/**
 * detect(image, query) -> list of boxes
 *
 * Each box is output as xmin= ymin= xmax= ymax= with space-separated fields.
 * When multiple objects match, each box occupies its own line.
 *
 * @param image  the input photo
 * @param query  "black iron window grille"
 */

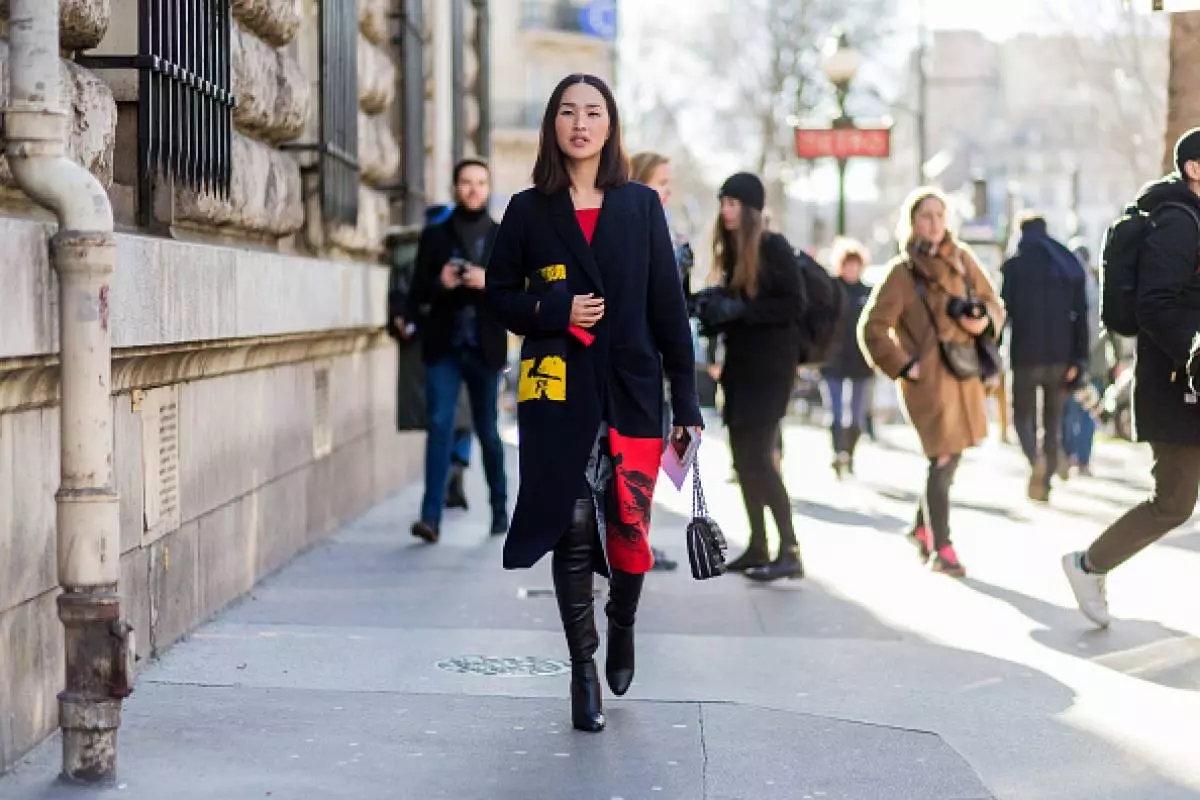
xmin=384 ymin=0 xmax=426 ymax=226
xmin=285 ymin=0 xmax=360 ymax=229
xmin=79 ymin=0 xmax=236 ymax=226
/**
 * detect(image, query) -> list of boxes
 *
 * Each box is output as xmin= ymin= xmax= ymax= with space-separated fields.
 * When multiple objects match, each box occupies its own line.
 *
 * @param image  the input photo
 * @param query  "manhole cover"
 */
xmin=436 ymin=655 xmax=569 ymax=677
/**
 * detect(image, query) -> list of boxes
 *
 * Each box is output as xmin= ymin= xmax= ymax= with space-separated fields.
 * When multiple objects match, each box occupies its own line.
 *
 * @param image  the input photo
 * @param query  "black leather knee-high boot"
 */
xmin=552 ymin=497 xmax=605 ymax=732
xmin=605 ymin=569 xmax=644 ymax=696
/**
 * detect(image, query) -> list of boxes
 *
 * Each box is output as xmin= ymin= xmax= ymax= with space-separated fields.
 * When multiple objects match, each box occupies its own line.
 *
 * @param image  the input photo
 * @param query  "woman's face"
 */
xmin=840 ymin=255 xmax=863 ymax=283
xmin=648 ymin=162 xmax=673 ymax=206
xmin=555 ymin=82 xmax=610 ymax=163
xmin=720 ymin=196 xmax=742 ymax=231
xmin=912 ymin=197 xmax=947 ymax=244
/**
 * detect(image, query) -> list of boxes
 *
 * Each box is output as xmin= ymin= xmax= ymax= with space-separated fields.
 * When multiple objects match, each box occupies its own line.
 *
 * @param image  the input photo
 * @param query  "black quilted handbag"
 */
xmin=686 ymin=455 xmax=727 ymax=580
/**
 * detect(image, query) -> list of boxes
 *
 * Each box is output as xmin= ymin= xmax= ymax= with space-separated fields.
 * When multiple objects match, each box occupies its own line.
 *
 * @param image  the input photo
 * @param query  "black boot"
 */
xmin=845 ymin=426 xmax=862 ymax=475
xmin=725 ymin=540 xmax=770 ymax=573
xmin=445 ymin=464 xmax=469 ymax=510
xmin=605 ymin=569 xmax=644 ymax=696
xmin=745 ymin=545 xmax=805 ymax=582
xmin=552 ymin=497 xmax=605 ymax=732
xmin=830 ymin=425 xmax=845 ymax=477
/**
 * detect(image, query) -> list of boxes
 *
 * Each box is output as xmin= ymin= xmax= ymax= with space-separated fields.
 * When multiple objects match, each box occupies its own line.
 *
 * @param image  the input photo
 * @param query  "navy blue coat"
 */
xmin=485 ymin=183 xmax=702 ymax=571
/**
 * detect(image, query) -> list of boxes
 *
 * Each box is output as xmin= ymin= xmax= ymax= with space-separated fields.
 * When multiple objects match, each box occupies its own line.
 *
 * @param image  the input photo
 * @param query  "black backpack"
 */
xmin=794 ymin=250 xmax=846 ymax=365
xmin=1100 ymin=201 xmax=1200 ymax=337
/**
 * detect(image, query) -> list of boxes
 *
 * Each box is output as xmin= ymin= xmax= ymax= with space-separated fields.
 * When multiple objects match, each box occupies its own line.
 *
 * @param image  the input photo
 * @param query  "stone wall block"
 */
xmin=328 ymin=186 xmax=388 ymax=257
xmin=265 ymin=145 xmax=305 ymax=235
xmin=359 ymin=0 xmax=388 ymax=46
xmin=272 ymin=48 xmax=310 ymax=144
xmin=357 ymin=36 xmax=396 ymax=115
xmin=232 ymin=24 xmax=277 ymax=138
xmin=232 ymin=24 xmax=310 ymax=144
xmin=61 ymin=0 xmax=112 ymax=51
xmin=232 ymin=0 xmax=301 ymax=48
xmin=0 ymin=43 xmax=118 ymax=196
xmin=358 ymin=113 xmax=400 ymax=188
xmin=173 ymin=133 xmax=303 ymax=238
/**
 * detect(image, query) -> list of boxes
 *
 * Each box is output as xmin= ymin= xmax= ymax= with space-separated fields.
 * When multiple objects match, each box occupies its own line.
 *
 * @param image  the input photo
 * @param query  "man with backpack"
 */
xmin=1000 ymin=215 xmax=1089 ymax=502
xmin=1063 ymin=128 xmax=1200 ymax=628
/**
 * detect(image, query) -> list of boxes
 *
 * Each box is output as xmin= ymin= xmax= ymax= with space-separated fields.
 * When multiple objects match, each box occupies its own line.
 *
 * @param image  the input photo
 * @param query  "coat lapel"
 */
xmin=547 ymin=188 xmax=606 ymax=293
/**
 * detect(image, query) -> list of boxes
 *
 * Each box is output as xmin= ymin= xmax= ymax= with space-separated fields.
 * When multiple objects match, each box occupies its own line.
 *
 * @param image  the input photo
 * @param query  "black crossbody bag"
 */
xmin=686 ymin=455 xmax=727 ymax=580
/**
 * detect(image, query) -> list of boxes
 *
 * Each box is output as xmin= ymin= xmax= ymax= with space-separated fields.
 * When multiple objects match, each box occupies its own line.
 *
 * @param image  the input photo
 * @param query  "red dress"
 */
xmin=576 ymin=207 xmax=661 ymax=574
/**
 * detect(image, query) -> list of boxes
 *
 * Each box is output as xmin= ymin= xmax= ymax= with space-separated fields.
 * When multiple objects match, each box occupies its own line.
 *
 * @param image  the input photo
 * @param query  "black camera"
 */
xmin=677 ymin=242 xmax=695 ymax=273
xmin=946 ymin=295 xmax=987 ymax=320
xmin=449 ymin=257 xmax=471 ymax=280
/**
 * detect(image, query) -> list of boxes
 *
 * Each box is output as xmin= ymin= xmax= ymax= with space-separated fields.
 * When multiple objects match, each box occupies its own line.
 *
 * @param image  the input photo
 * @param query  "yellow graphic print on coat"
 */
xmin=539 ymin=264 xmax=567 ymax=282
xmin=519 ymin=356 xmax=567 ymax=402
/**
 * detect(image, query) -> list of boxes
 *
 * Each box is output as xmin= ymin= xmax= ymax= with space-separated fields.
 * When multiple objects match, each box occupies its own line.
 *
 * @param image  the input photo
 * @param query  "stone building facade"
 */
xmin=0 ymin=0 xmax=479 ymax=773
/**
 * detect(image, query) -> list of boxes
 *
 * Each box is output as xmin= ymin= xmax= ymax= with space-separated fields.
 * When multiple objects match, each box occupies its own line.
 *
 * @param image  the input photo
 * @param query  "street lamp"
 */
xmin=822 ymin=33 xmax=863 ymax=236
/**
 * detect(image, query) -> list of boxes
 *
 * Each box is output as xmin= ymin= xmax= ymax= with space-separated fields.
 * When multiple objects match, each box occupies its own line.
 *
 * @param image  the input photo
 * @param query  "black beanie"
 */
xmin=719 ymin=172 xmax=766 ymax=212
xmin=1175 ymin=127 xmax=1200 ymax=176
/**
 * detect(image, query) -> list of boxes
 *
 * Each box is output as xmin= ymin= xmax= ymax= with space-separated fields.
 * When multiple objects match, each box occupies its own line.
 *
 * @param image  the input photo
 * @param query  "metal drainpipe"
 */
xmin=5 ymin=0 xmax=131 ymax=785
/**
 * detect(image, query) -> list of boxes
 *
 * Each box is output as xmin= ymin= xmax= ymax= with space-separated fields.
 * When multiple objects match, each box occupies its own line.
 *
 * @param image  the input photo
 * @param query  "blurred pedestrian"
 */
xmin=1064 ymin=129 xmax=1200 ymax=628
xmin=486 ymin=74 xmax=702 ymax=731
xmin=1000 ymin=214 xmax=1088 ymax=501
xmin=859 ymin=187 xmax=1005 ymax=578
xmin=693 ymin=172 xmax=806 ymax=582
xmin=408 ymin=160 xmax=509 ymax=543
xmin=822 ymin=238 xmax=874 ymax=477
xmin=1060 ymin=239 xmax=1103 ymax=478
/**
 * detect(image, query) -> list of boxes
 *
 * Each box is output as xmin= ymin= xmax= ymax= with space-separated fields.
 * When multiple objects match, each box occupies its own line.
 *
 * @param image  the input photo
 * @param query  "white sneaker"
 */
xmin=1061 ymin=552 xmax=1110 ymax=628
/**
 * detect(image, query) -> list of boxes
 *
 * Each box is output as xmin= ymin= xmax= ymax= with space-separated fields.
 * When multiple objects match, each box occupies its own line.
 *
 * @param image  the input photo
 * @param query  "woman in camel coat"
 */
xmin=858 ymin=187 xmax=1004 ymax=578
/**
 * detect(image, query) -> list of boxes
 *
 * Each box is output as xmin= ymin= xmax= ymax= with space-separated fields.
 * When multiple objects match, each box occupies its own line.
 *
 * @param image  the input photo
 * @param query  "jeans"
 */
xmin=420 ymin=349 xmax=507 ymax=525
xmin=1012 ymin=364 xmax=1068 ymax=476
xmin=914 ymin=454 xmax=962 ymax=551
xmin=729 ymin=421 xmax=796 ymax=551
xmin=824 ymin=376 xmax=870 ymax=431
xmin=452 ymin=428 xmax=472 ymax=467
xmin=1061 ymin=379 xmax=1099 ymax=467
xmin=1087 ymin=442 xmax=1200 ymax=572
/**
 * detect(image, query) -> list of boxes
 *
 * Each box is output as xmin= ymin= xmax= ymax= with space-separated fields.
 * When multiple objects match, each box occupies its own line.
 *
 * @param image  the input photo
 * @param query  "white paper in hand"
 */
xmin=661 ymin=427 xmax=701 ymax=491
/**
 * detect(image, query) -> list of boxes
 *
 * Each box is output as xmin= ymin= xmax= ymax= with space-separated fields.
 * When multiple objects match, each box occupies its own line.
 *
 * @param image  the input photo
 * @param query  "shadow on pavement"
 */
xmin=865 ymin=484 xmax=1030 ymax=524
xmin=963 ymin=578 xmax=1200 ymax=691
xmin=791 ymin=497 xmax=910 ymax=534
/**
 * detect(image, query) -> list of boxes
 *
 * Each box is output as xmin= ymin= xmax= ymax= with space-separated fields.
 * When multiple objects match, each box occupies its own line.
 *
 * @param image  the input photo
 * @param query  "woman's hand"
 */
xmin=958 ymin=315 xmax=990 ymax=337
xmin=571 ymin=294 xmax=605 ymax=328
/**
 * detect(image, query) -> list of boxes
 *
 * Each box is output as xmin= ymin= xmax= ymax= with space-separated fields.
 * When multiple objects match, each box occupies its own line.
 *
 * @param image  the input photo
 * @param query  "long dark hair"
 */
xmin=532 ymin=74 xmax=629 ymax=195
xmin=712 ymin=204 xmax=765 ymax=298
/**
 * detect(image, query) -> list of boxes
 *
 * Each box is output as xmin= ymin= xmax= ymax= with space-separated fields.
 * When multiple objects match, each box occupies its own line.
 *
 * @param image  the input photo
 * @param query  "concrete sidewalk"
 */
xmin=2 ymin=430 xmax=991 ymax=800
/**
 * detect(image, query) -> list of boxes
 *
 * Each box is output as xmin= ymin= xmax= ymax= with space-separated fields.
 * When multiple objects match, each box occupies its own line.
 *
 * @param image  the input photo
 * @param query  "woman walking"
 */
xmin=822 ymin=239 xmax=874 ymax=477
xmin=859 ymin=188 xmax=1004 ymax=578
xmin=485 ymin=75 xmax=702 ymax=732
xmin=694 ymin=172 xmax=806 ymax=582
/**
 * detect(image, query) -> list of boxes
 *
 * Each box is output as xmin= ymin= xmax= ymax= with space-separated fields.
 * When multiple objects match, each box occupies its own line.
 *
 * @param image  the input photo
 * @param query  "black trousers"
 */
xmin=1087 ymin=442 xmax=1200 ymax=572
xmin=914 ymin=454 xmax=962 ymax=550
xmin=1012 ymin=364 xmax=1068 ymax=475
xmin=729 ymin=422 xmax=796 ymax=550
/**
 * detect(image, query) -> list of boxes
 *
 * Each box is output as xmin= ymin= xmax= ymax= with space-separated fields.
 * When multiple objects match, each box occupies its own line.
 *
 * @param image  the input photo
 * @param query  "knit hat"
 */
xmin=1175 ymin=127 xmax=1200 ymax=176
xmin=719 ymin=172 xmax=766 ymax=212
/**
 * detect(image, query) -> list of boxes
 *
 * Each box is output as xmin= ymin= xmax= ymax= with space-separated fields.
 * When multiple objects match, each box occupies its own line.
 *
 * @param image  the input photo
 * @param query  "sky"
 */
xmin=902 ymin=0 xmax=1047 ymax=38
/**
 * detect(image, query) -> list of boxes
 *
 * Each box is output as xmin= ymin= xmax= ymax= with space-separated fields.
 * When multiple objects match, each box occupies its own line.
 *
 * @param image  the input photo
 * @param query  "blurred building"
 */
xmin=879 ymin=28 xmax=1168 ymax=253
xmin=489 ymin=0 xmax=619 ymax=208
xmin=0 ymin=0 xmax=488 ymax=774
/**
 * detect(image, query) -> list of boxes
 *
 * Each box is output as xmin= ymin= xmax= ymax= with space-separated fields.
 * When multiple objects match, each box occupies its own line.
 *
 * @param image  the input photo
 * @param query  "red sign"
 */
xmin=794 ymin=127 xmax=891 ymax=160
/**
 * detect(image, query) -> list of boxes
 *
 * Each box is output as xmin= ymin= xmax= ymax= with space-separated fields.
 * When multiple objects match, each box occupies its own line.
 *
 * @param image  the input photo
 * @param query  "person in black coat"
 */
xmin=821 ymin=239 xmax=874 ymax=477
xmin=485 ymin=74 xmax=702 ymax=733
xmin=406 ymin=160 xmax=509 ymax=542
xmin=1000 ymin=214 xmax=1088 ymax=501
xmin=693 ymin=172 xmax=806 ymax=582
xmin=1063 ymin=128 xmax=1200 ymax=629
